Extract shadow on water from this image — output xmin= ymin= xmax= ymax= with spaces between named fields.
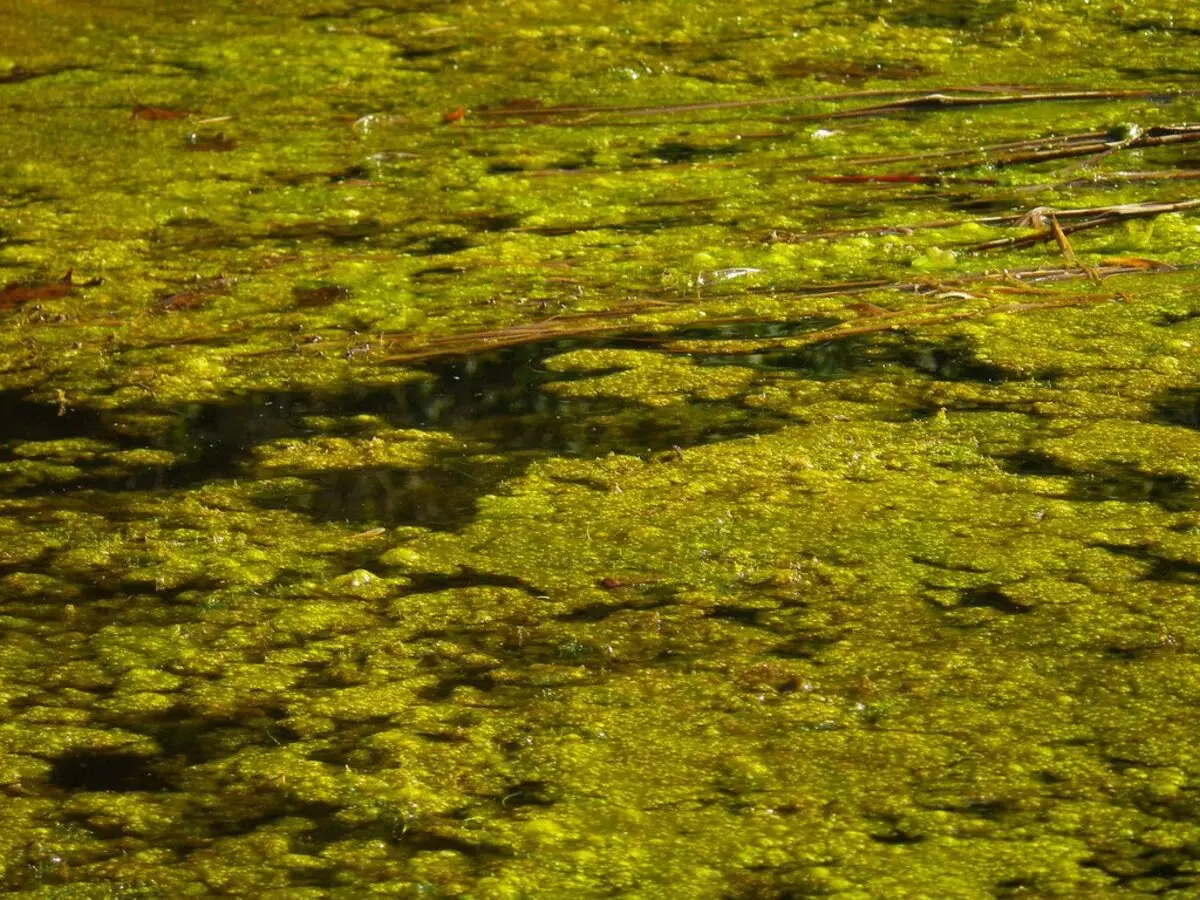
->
xmin=996 ymin=450 xmax=1200 ymax=512
xmin=0 ymin=334 xmax=797 ymax=527
xmin=888 ymin=0 xmax=1017 ymax=30
xmin=0 ymin=325 xmax=1118 ymax=528
xmin=1154 ymin=387 xmax=1200 ymax=429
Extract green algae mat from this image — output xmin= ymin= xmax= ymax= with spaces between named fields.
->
xmin=6 ymin=0 xmax=1200 ymax=896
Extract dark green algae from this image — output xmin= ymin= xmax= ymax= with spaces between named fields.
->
xmin=6 ymin=0 xmax=1200 ymax=897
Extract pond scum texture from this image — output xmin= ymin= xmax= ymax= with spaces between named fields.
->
xmin=5 ymin=0 xmax=1200 ymax=896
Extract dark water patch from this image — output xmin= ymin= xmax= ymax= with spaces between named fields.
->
xmin=1085 ymin=852 xmax=1193 ymax=891
xmin=487 ymin=162 xmax=532 ymax=175
xmin=163 ymin=218 xmax=477 ymax=255
xmin=267 ymin=218 xmax=386 ymax=245
xmin=0 ymin=186 xmax=55 ymax=211
xmin=403 ymin=341 xmax=788 ymax=448
xmin=1090 ymin=542 xmax=1200 ymax=584
xmin=868 ymin=828 xmax=926 ymax=845
xmin=708 ymin=334 xmax=888 ymax=379
xmin=514 ymin=214 xmax=715 ymax=236
xmin=48 ymin=749 xmax=171 ymax=793
xmin=912 ymin=554 xmax=990 ymax=574
xmin=996 ymin=450 xmax=1077 ymax=478
xmin=1105 ymin=644 xmax=1152 ymax=661
xmin=183 ymin=131 xmax=237 ymax=153
xmin=1153 ymin=388 xmax=1200 ymax=428
xmin=0 ymin=342 xmax=781 ymax=526
xmin=0 ymin=390 xmax=108 ymax=444
xmin=707 ymin=604 xmax=774 ymax=627
xmin=399 ymin=830 xmax=513 ymax=857
xmin=408 ymin=233 xmax=474 ymax=255
xmin=462 ymin=211 xmax=524 ymax=232
xmin=412 ymin=264 xmax=467 ymax=279
xmin=944 ymin=195 xmax=1024 ymax=214
xmin=774 ymin=57 xmax=927 ymax=83
xmin=263 ymin=164 xmax=373 ymax=187
xmin=1156 ymin=309 xmax=1200 ymax=326
xmin=301 ymin=815 xmax=512 ymax=861
xmin=328 ymin=163 xmax=373 ymax=183
xmin=259 ymin=462 xmax=522 ymax=529
xmin=956 ymin=585 xmax=1031 ymax=615
xmin=890 ymin=0 xmax=1017 ymax=30
xmin=390 ymin=41 xmax=466 ymax=61
xmin=768 ymin=633 xmax=843 ymax=659
xmin=156 ymin=718 xmax=300 ymax=766
xmin=401 ymin=568 xmax=544 ymax=596
xmin=923 ymin=797 xmax=1019 ymax=820
xmin=419 ymin=669 xmax=498 ymax=701
xmin=496 ymin=779 xmax=555 ymax=809
xmin=997 ymin=451 xmax=1200 ymax=511
xmin=557 ymin=586 xmax=675 ymax=623
xmin=417 ymin=730 xmax=470 ymax=744
xmin=0 ymin=228 xmax=37 ymax=249
xmin=720 ymin=329 xmax=1030 ymax=384
xmin=555 ymin=600 xmax=657 ymax=623
xmin=293 ymin=284 xmax=352 ymax=307
xmin=639 ymin=140 xmax=747 ymax=164
xmin=0 ymin=65 xmax=90 ymax=85
xmin=0 ymin=329 xmax=1065 ymax=530
xmin=1120 ymin=65 xmax=1200 ymax=80
xmin=1120 ymin=19 xmax=1200 ymax=36
xmin=893 ymin=335 xmax=1027 ymax=382
xmin=636 ymin=317 xmax=842 ymax=349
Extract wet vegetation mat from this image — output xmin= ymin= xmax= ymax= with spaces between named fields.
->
xmin=5 ymin=0 xmax=1200 ymax=896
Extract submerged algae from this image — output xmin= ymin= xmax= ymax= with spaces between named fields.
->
xmin=5 ymin=0 xmax=1200 ymax=896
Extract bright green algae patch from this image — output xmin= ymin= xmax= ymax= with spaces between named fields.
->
xmin=6 ymin=0 xmax=1200 ymax=897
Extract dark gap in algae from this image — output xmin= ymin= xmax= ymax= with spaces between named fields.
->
xmin=402 ymin=622 xmax=673 ymax=676
xmin=418 ymin=669 xmax=498 ymax=701
xmin=706 ymin=604 xmax=776 ymax=627
xmin=637 ymin=140 xmax=748 ymax=163
xmin=401 ymin=567 xmax=545 ymax=596
xmin=161 ymin=218 xmax=481 ymax=256
xmin=691 ymin=330 xmax=1034 ymax=384
xmin=1153 ymin=387 xmax=1200 ymax=428
xmin=416 ymin=731 xmax=470 ymax=744
xmin=887 ymin=1 xmax=1019 ymax=30
xmin=257 ymin=462 xmax=524 ymax=529
xmin=648 ymin=316 xmax=843 ymax=346
xmin=1120 ymin=18 xmax=1200 ymax=37
xmin=48 ymin=749 xmax=172 ymax=793
xmin=912 ymin=554 xmax=990 ymax=574
xmin=555 ymin=589 xmax=676 ymax=623
xmin=1120 ymin=65 xmax=1200 ymax=80
xmin=0 ymin=390 xmax=110 ymax=444
xmin=955 ymin=585 xmax=1032 ymax=615
xmin=767 ymin=632 xmax=845 ymax=660
xmin=1089 ymin=542 xmax=1200 ymax=583
xmin=510 ymin=213 xmax=716 ymax=235
xmin=868 ymin=830 xmax=927 ymax=845
xmin=494 ymin=779 xmax=556 ymax=808
xmin=996 ymin=451 xmax=1200 ymax=511
xmin=154 ymin=719 xmax=295 ymax=766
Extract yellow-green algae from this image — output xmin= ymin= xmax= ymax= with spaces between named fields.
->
xmin=5 ymin=0 xmax=1200 ymax=896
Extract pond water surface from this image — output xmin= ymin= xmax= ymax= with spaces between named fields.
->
xmin=4 ymin=1 xmax=1200 ymax=896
